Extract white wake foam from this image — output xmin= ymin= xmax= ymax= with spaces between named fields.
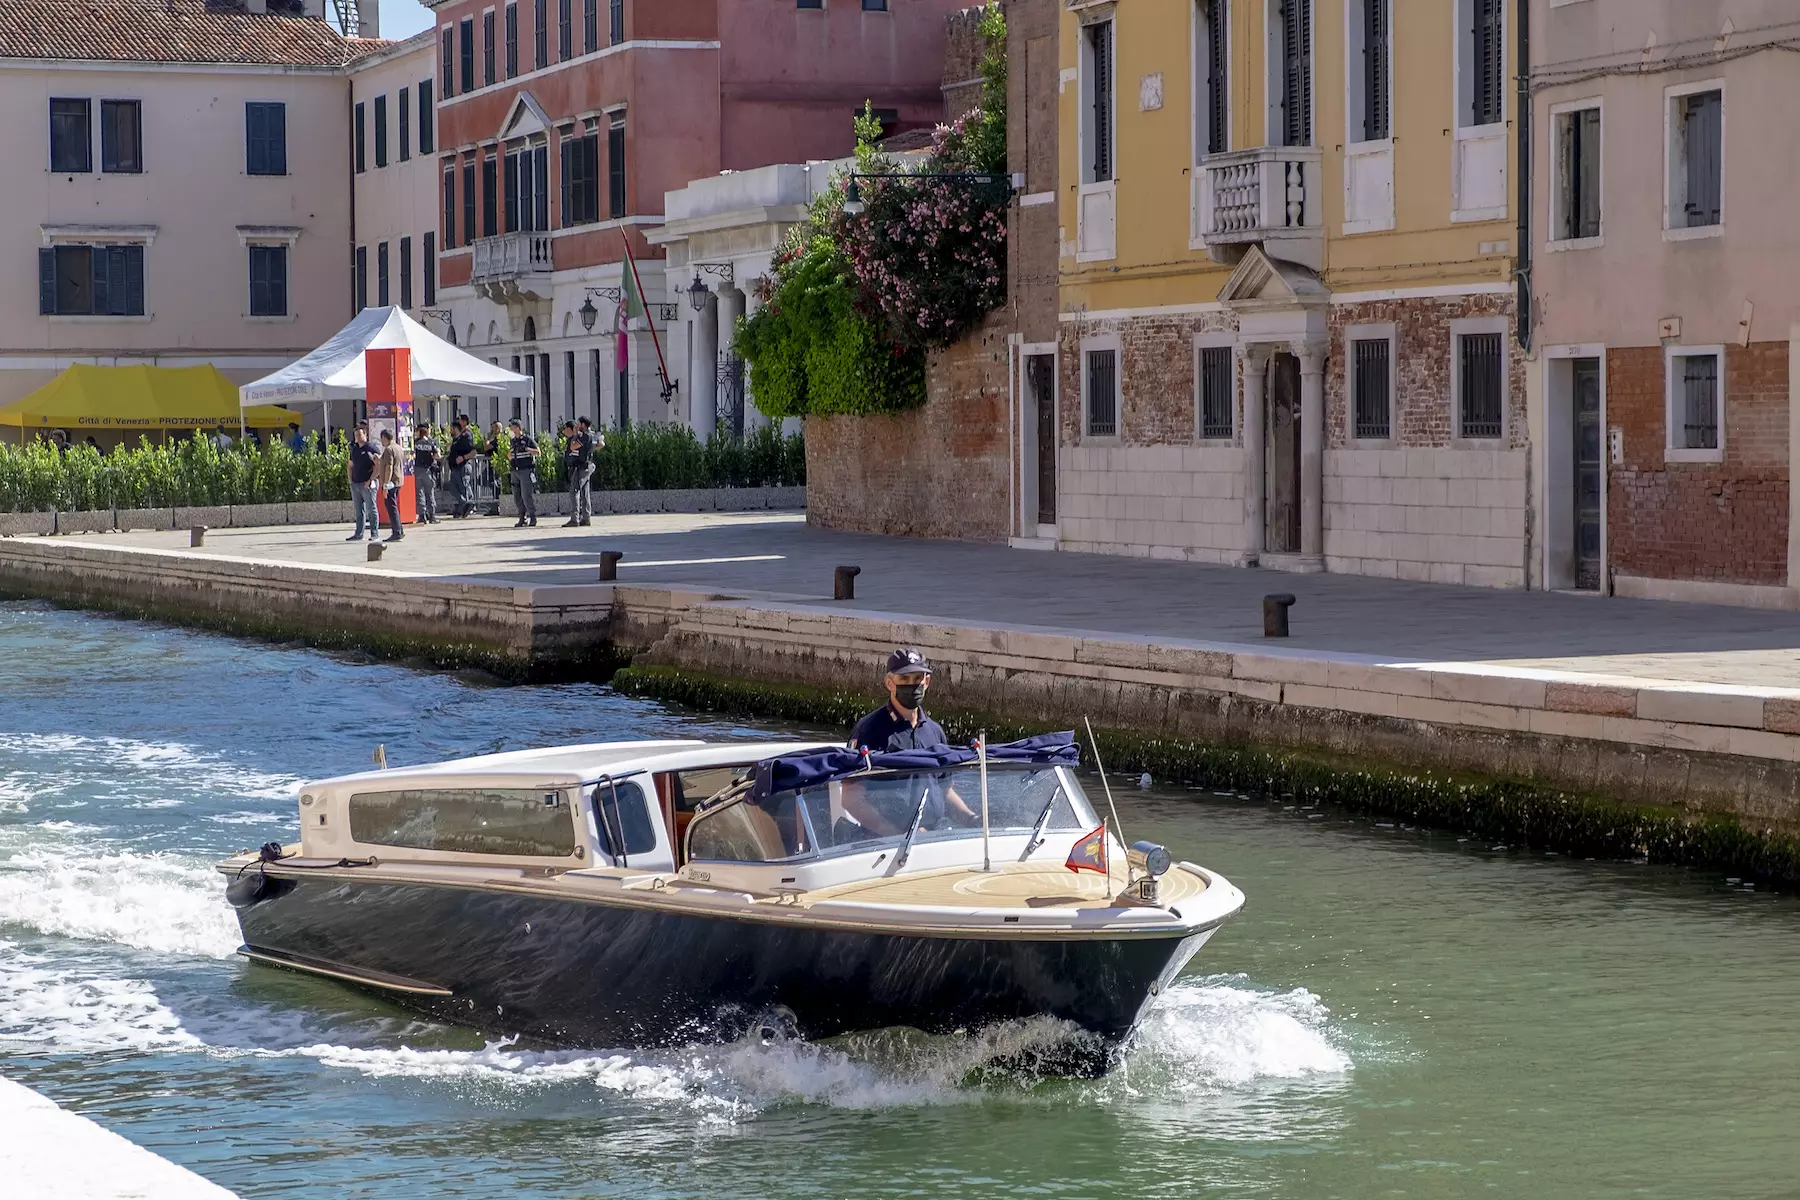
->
xmin=0 ymin=942 xmax=203 ymax=1054
xmin=0 ymin=732 xmax=304 ymax=815
xmin=1122 ymin=976 xmax=1352 ymax=1088
xmin=0 ymin=848 xmax=240 ymax=959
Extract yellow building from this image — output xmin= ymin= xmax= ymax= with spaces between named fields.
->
xmin=1026 ymin=0 xmax=1526 ymax=587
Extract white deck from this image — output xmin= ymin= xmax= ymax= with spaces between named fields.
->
xmin=0 ymin=1076 xmax=238 ymax=1200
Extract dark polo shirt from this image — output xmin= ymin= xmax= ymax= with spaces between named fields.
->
xmin=851 ymin=703 xmax=948 ymax=752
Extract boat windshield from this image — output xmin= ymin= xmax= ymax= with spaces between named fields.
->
xmin=685 ymin=766 xmax=1096 ymax=866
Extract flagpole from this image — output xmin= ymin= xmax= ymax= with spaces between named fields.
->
xmin=1083 ymin=716 xmax=1128 ymax=885
xmin=618 ymin=230 xmax=674 ymax=402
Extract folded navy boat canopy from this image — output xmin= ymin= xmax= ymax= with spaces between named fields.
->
xmin=751 ymin=732 xmax=1080 ymax=801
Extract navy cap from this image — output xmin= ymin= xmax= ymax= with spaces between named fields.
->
xmin=886 ymin=648 xmax=932 ymax=676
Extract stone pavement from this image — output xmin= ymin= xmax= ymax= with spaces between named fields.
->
xmin=0 ymin=1075 xmax=238 ymax=1198
xmin=66 ymin=510 xmax=1800 ymax=690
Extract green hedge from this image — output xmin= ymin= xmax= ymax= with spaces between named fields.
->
xmin=611 ymin=663 xmax=1800 ymax=886
xmin=0 ymin=425 xmax=804 ymax=513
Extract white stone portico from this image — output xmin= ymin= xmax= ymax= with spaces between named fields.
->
xmin=649 ymin=162 xmax=841 ymax=438
xmin=1221 ymin=247 xmax=1330 ymax=573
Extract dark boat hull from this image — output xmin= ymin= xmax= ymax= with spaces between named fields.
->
xmin=229 ymin=873 xmax=1216 ymax=1071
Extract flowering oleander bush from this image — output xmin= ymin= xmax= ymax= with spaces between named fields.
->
xmin=736 ymin=3 xmax=1006 ymax=419
xmin=0 ymin=424 xmax=804 ymax=513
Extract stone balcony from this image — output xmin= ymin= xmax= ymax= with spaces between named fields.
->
xmin=470 ymin=232 xmax=554 ymax=303
xmin=1194 ymin=145 xmax=1324 ymax=272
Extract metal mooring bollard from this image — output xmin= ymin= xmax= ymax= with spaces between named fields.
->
xmin=367 ymin=541 xmax=386 ymax=563
xmin=599 ymin=550 xmax=624 ymax=581
xmin=189 ymin=525 xmax=208 ymax=547
xmin=834 ymin=564 xmax=862 ymax=601
xmin=1263 ymin=593 xmax=1297 ymax=637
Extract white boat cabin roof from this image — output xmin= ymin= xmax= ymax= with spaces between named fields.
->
xmin=308 ymin=739 xmax=845 ymax=795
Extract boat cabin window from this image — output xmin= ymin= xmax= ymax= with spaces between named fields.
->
xmin=686 ymin=791 xmax=811 ymax=864
xmin=660 ymin=765 xmax=756 ymax=864
xmin=590 ymin=779 xmax=658 ymax=858
xmin=347 ymin=787 xmax=577 ymax=858
xmin=686 ymin=767 xmax=1093 ymax=865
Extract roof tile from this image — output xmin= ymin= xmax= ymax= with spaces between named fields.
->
xmin=0 ymin=0 xmax=389 ymax=67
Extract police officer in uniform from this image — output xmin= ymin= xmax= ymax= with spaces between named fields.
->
xmin=845 ymin=649 xmax=979 ymax=836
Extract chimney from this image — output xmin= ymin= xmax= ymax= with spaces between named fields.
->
xmin=356 ymin=0 xmax=378 ymax=36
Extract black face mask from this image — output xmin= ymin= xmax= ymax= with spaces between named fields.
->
xmin=894 ymin=682 xmax=927 ymax=710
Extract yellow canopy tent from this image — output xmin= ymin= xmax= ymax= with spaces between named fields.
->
xmin=0 ymin=365 xmax=301 ymax=436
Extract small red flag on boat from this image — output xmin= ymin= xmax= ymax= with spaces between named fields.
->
xmin=1065 ymin=823 xmax=1108 ymax=875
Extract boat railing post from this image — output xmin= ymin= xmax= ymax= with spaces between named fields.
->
xmin=978 ymin=732 xmax=991 ymax=873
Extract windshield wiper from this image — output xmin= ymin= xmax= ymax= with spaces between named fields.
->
xmin=892 ymin=778 xmax=936 ymax=871
xmin=1025 ymin=785 xmax=1063 ymax=856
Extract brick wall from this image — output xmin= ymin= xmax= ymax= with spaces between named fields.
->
xmin=804 ymin=317 xmax=1012 ymax=542
xmin=941 ymin=5 xmax=991 ymax=120
xmin=1605 ymin=341 xmax=1789 ymax=586
xmin=1057 ymin=312 xmax=1238 ymax=446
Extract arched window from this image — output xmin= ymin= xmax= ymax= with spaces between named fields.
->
xmin=523 ymin=315 xmax=537 ymax=342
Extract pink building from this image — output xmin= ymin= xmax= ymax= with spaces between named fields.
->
xmin=424 ymin=0 xmax=969 ymax=433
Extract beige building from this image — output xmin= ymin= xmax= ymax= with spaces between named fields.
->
xmin=349 ymin=31 xmax=446 ymax=418
xmin=1529 ymin=0 xmax=1800 ymax=607
xmin=0 ymin=1 xmax=377 ymax=415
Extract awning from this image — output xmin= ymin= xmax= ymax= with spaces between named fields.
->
xmin=0 ymin=365 xmax=302 ymax=430
xmin=238 ymin=306 xmax=533 ymax=407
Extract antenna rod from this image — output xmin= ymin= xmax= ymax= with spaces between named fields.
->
xmin=977 ymin=732 xmax=992 ymax=873
xmin=1082 ymin=717 xmax=1128 ymax=884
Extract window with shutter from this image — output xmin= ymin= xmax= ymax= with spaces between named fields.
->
xmin=39 ymin=248 xmax=56 ymax=315
xmin=423 ymin=233 xmax=437 ymax=306
xmin=1470 ymin=0 xmax=1504 ymax=127
xmin=353 ymin=101 xmax=366 ymax=173
xmin=534 ymin=145 xmax=549 ymax=231
xmin=1200 ymin=0 xmax=1228 ymax=157
xmin=442 ymin=164 xmax=457 ymax=249
xmin=608 ymin=118 xmax=626 ymax=218
xmin=400 ymin=238 xmax=413 ymax=310
xmin=355 ymin=246 xmax=367 ymax=311
xmin=535 ymin=0 xmax=548 ymax=69
xmin=1556 ymin=107 xmax=1600 ymax=241
xmin=374 ymin=95 xmax=388 ymax=167
xmin=246 ymin=103 xmax=286 ymax=176
xmin=584 ymin=0 xmax=597 ymax=52
xmin=483 ymin=11 xmax=496 ymax=86
xmin=419 ymin=81 xmax=434 ymax=154
xmin=399 ymin=88 xmax=411 ymax=161
xmin=609 ymin=0 xmax=623 ymax=44
xmin=1088 ymin=22 xmax=1112 ymax=181
xmin=441 ymin=26 xmax=454 ymax=96
xmin=505 ymin=3 xmax=518 ymax=78
xmin=459 ymin=18 xmax=475 ymax=93
xmin=504 ymin=151 xmax=520 ymax=232
xmin=1680 ymin=354 xmax=1719 ymax=450
xmin=1280 ymin=0 xmax=1312 ymax=147
xmin=49 ymin=98 xmax=91 ymax=173
xmin=101 ymin=100 xmax=141 ymax=173
xmin=1363 ymin=0 xmax=1389 ymax=142
xmin=482 ymin=156 xmax=498 ymax=237
xmin=1681 ymin=91 xmax=1722 ymax=227
xmin=559 ymin=0 xmax=572 ymax=59
xmin=377 ymin=242 xmax=390 ymax=307
xmin=249 ymin=245 xmax=287 ymax=317
xmin=463 ymin=160 xmax=476 ymax=243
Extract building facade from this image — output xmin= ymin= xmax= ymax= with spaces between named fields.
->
xmin=1045 ymin=0 xmax=1526 ymax=587
xmin=1528 ymin=0 xmax=1800 ymax=607
xmin=349 ymin=32 xmax=448 ymax=419
xmin=422 ymin=0 xmax=970 ymax=436
xmin=0 ymin=0 xmax=372 ymax=413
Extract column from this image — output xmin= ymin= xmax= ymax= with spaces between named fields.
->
xmin=690 ymin=293 xmax=719 ymax=440
xmin=717 ymin=285 xmax=746 ymax=435
xmin=1242 ymin=345 xmax=1270 ymax=561
xmin=1297 ymin=342 xmax=1326 ymax=561
xmin=741 ymin=287 xmax=766 ymax=430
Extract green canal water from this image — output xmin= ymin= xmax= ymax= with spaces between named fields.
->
xmin=1 ymin=600 xmax=1797 ymax=1198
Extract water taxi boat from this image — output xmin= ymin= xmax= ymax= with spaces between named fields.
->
xmin=218 ymin=734 xmax=1244 ymax=1073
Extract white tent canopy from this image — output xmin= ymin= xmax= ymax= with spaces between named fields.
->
xmin=239 ymin=307 xmax=533 ymax=409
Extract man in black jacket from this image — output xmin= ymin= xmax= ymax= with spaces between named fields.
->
xmin=563 ymin=418 xmax=599 ymax=527
xmin=412 ymin=421 xmax=440 ymax=525
xmin=507 ymin=418 xmax=540 ymax=528
xmin=345 ymin=426 xmax=381 ymax=541
xmin=446 ymin=417 xmax=476 ymax=518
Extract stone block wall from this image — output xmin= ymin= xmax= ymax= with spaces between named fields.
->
xmin=804 ymin=319 xmax=1011 ymax=542
xmin=1605 ymin=341 xmax=1790 ymax=587
xmin=1057 ymin=445 xmax=1246 ymax=561
xmin=1324 ymin=448 xmax=1527 ymax=586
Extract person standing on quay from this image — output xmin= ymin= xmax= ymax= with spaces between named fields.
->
xmin=564 ymin=416 xmax=602 ymax=527
xmin=412 ymin=421 xmax=440 ymax=525
xmin=507 ymin=418 xmax=540 ymax=528
xmin=345 ymin=426 xmax=381 ymax=541
xmin=287 ymin=422 xmax=308 ymax=454
xmin=376 ymin=428 xmax=405 ymax=542
xmin=447 ymin=417 xmax=476 ymax=518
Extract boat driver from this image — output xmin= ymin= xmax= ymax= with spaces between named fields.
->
xmin=841 ymin=649 xmax=980 ymax=837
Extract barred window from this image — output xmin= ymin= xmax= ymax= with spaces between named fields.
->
xmin=1199 ymin=346 xmax=1233 ymax=439
xmin=1458 ymin=331 xmax=1503 ymax=439
xmin=1085 ymin=348 xmax=1117 ymax=438
xmin=1352 ymin=338 xmax=1391 ymax=440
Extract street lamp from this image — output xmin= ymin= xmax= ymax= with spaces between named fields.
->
xmin=687 ymin=273 xmax=710 ymax=312
xmin=686 ymin=263 xmax=736 ymax=312
xmin=843 ymin=178 xmax=865 ymax=215
xmin=578 ymin=286 xmax=622 ymax=332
